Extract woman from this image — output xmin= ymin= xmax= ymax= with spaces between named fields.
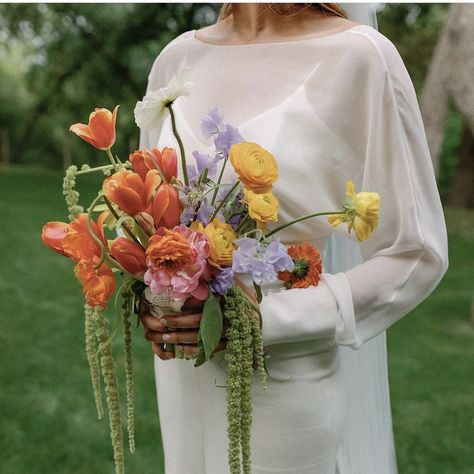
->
xmin=139 ymin=4 xmax=449 ymax=473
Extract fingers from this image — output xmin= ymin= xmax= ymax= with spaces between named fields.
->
xmin=182 ymin=296 xmax=205 ymax=310
xmin=144 ymin=329 xmax=200 ymax=344
xmin=162 ymin=312 xmax=201 ymax=329
xmin=140 ymin=313 xmax=168 ymax=332
xmin=151 ymin=342 xmax=175 ymax=361
xmin=177 ymin=338 xmax=228 ymax=356
xmin=233 ymin=275 xmax=258 ymax=305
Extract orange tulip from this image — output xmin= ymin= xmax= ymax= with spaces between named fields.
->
xmin=69 ymin=105 xmax=119 ymax=150
xmin=110 ymin=237 xmax=147 ymax=276
xmin=130 ymin=147 xmax=178 ymax=182
xmin=152 ymin=183 xmax=181 ymax=230
xmin=74 ymin=258 xmax=116 ymax=308
xmin=42 ymin=213 xmax=107 ymax=263
xmin=41 ymin=221 xmax=69 ymax=257
xmin=103 ymin=169 xmax=161 ymax=216
xmin=61 ymin=213 xmax=108 ymax=263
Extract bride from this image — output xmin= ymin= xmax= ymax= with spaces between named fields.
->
xmin=138 ymin=3 xmax=449 ymax=473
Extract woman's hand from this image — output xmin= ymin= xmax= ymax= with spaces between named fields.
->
xmin=140 ymin=296 xmax=227 ymax=360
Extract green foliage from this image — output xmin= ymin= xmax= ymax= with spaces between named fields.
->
xmin=198 ymin=291 xmax=224 ymax=361
xmin=0 ymin=4 xmax=220 ymax=167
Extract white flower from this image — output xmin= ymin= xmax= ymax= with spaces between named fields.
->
xmin=134 ymin=66 xmax=193 ymax=131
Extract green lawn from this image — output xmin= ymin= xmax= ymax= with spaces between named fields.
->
xmin=1 ymin=167 xmax=473 ymax=473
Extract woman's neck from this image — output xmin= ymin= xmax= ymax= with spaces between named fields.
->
xmin=227 ymin=3 xmax=328 ymax=42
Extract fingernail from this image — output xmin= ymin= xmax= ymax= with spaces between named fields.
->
xmin=162 ymin=334 xmax=171 ymax=341
xmin=161 ymin=318 xmax=168 ymax=326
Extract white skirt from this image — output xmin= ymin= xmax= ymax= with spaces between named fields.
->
xmin=154 ymin=338 xmax=347 ymax=474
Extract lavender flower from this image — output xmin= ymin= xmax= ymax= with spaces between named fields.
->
xmin=214 ymin=124 xmax=244 ymax=157
xmin=232 ymin=238 xmax=294 ymax=286
xmin=201 ymin=107 xmax=224 ymax=139
xmin=209 ymin=266 xmax=234 ymax=296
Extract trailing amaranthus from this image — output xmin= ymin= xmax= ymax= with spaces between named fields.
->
xmin=224 ymin=286 xmax=267 ymax=474
xmin=84 ymin=303 xmax=104 ymax=420
xmin=93 ymin=306 xmax=124 ymax=474
xmin=63 ymin=165 xmax=83 ymax=221
xmin=122 ymin=286 xmax=136 ymax=454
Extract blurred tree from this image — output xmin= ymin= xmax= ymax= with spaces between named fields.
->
xmin=421 ymin=3 xmax=474 ymax=208
xmin=0 ymin=3 xmax=220 ymax=168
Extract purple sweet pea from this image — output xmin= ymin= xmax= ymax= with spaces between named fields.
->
xmin=201 ymin=107 xmax=224 ymax=139
xmin=214 ymin=124 xmax=244 ymax=157
xmin=232 ymin=237 xmax=294 ymax=285
xmin=209 ymin=266 xmax=234 ymax=296
xmin=196 ymin=199 xmax=215 ymax=226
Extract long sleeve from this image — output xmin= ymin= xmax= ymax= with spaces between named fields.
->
xmin=259 ymin=31 xmax=449 ymax=349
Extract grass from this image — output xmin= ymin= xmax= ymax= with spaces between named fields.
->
xmin=1 ymin=166 xmax=473 ymax=473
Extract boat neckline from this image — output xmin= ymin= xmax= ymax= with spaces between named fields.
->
xmin=191 ymin=24 xmax=365 ymax=47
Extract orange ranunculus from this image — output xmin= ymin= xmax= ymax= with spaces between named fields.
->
xmin=103 ymin=169 xmax=161 ymax=217
xmin=41 ymin=221 xmax=69 ymax=257
xmin=61 ymin=212 xmax=108 ymax=263
xmin=110 ymin=237 xmax=147 ymax=276
xmin=152 ymin=183 xmax=181 ymax=230
xmin=146 ymin=229 xmax=193 ymax=272
xmin=74 ymin=258 xmax=116 ymax=308
xmin=130 ymin=147 xmax=178 ymax=183
xmin=69 ymin=106 xmax=119 ymax=151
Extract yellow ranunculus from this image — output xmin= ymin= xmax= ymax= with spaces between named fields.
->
xmin=229 ymin=141 xmax=278 ymax=191
xmin=243 ymin=187 xmax=279 ymax=225
xmin=328 ymin=180 xmax=380 ymax=241
xmin=204 ymin=218 xmax=237 ymax=267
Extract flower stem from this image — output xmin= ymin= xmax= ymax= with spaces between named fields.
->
xmin=166 ymin=103 xmax=189 ymax=186
xmin=106 ymin=149 xmax=118 ymax=170
xmin=103 ymin=196 xmax=142 ymax=246
xmin=76 ymin=164 xmax=115 ymax=176
xmin=211 ymin=157 xmax=228 ymax=205
xmin=209 ymin=181 xmax=240 ymax=223
xmin=264 ymin=211 xmax=345 ymax=238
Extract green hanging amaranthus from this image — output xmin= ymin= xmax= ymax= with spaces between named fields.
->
xmin=223 ymin=286 xmax=267 ymax=474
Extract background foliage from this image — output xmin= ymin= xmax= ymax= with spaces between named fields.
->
xmin=1 ymin=4 xmax=472 ymax=474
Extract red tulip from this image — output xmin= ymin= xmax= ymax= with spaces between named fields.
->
xmin=130 ymin=147 xmax=177 ymax=182
xmin=103 ymin=169 xmax=161 ymax=216
xmin=152 ymin=183 xmax=181 ymax=229
xmin=110 ymin=237 xmax=147 ymax=276
xmin=69 ymin=106 xmax=119 ymax=151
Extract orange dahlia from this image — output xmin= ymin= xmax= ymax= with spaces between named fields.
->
xmin=278 ymin=243 xmax=322 ymax=289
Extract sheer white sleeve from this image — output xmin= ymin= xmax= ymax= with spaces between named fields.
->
xmin=259 ymin=31 xmax=449 ymax=349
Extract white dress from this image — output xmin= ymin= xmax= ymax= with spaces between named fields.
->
xmin=139 ymin=24 xmax=449 ymax=474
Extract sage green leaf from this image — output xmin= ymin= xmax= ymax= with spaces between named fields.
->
xmin=200 ymin=292 xmax=223 ymax=360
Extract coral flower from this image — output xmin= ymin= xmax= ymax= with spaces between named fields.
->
xmin=69 ymin=106 xmax=119 ymax=150
xmin=152 ymin=183 xmax=181 ymax=229
xmin=328 ymin=180 xmax=380 ymax=242
xmin=145 ymin=225 xmax=211 ymax=301
xmin=110 ymin=237 xmax=147 ymax=276
xmin=74 ymin=258 xmax=116 ymax=308
xmin=41 ymin=221 xmax=69 ymax=257
xmin=130 ymin=147 xmax=178 ymax=182
xmin=42 ymin=213 xmax=108 ymax=263
xmin=103 ymin=169 xmax=161 ymax=217
xmin=278 ymin=244 xmax=322 ymax=289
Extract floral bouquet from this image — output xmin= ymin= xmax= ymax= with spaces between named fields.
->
xmin=41 ymin=67 xmax=380 ymax=474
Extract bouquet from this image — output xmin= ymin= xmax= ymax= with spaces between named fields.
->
xmin=41 ymin=67 xmax=380 ymax=474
